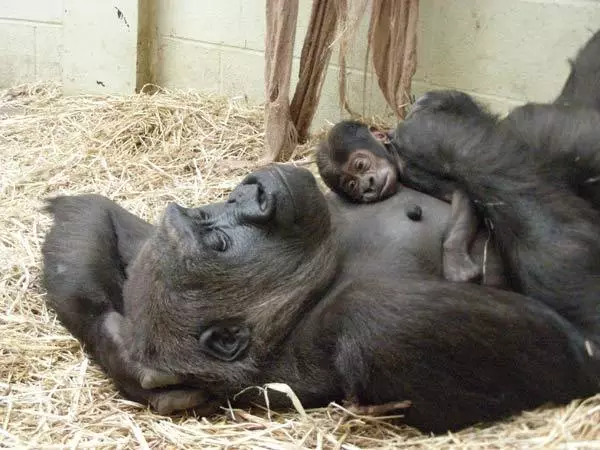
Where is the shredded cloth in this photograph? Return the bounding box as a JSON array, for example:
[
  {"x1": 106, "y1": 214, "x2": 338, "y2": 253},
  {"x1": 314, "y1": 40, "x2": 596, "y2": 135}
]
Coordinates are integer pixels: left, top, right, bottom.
[
  {"x1": 264, "y1": 0, "x2": 300, "y2": 162},
  {"x1": 264, "y1": 0, "x2": 419, "y2": 161}
]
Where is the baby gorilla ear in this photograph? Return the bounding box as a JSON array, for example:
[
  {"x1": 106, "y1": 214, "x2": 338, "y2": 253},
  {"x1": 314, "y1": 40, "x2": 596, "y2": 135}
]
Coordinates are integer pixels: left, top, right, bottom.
[
  {"x1": 199, "y1": 323, "x2": 251, "y2": 361},
  {"x1": 369, "y1": 127, "x2": 392, "y2": 144}
]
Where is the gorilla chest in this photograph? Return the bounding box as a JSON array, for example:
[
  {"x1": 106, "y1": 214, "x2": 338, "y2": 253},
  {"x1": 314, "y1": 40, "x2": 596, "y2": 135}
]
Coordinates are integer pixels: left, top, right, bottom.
[{"x1": 329, "y1": 188, "x2": 452, "y2": 276}]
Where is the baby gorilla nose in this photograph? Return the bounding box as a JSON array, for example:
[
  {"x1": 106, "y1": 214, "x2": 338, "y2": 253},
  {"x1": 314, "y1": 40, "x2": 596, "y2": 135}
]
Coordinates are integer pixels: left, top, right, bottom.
[
  {"x1": 359, "y1": 175, "x2": 375, "y2": 192},
  {"x1": 368, "y1": 175, "x2": 376, "y2": 189}
]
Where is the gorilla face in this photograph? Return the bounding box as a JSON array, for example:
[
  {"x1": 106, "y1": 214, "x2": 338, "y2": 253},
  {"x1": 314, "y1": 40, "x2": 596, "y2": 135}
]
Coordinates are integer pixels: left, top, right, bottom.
[{"x1": 122, "y1": 164, "x2": 338, "y2": 384}]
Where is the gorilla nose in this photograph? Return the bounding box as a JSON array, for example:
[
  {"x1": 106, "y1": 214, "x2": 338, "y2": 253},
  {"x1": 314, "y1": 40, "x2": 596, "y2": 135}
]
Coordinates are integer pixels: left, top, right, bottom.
[{"x1": 228, "y1": 179, "x2": 275, "y2": 222}]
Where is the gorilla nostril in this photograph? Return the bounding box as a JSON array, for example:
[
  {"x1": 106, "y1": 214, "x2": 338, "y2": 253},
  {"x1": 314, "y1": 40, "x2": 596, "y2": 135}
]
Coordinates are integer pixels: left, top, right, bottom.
[{"x1": 257, "y1": 184, "x2": 269, "y2": 211}]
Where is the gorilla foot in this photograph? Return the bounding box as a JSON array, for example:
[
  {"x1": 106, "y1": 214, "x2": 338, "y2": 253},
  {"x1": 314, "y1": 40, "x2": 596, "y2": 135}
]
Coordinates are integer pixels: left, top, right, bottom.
[{"x1": 443, "y1": 250, "x2": 482, "y2": 283}]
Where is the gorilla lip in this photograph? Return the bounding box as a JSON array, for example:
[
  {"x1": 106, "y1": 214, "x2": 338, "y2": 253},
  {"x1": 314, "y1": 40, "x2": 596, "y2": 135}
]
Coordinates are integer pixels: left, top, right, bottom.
[{"x1": 164, "y1": 203, "x2": 191, "y2": 234}]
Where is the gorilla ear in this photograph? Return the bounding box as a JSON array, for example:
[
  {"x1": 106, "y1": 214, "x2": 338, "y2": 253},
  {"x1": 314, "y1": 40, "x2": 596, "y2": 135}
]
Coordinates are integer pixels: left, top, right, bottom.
[
  {"x1": 370, "y1": 129, "x2": 391, "y2": 144},
  {"x1": 199, "y1": 323, "x2": 250, "y2": 362}
]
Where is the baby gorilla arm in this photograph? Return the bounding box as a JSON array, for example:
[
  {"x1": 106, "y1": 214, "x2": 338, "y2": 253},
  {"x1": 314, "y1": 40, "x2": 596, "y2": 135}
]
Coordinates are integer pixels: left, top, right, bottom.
[{"x1": 442, "y1": 190, "x2": 482, "y2": 282}]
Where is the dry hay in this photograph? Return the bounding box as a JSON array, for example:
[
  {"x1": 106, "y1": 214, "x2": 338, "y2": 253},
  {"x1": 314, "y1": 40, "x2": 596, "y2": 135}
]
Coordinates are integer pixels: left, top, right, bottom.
[{"x1": 0, "y1": 82, "x2": 598, "y2": 450}]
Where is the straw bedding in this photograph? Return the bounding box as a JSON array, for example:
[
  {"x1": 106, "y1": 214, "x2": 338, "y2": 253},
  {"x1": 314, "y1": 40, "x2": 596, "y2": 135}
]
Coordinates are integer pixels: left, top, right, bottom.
[{"x1": 0, "y1": 82, "x2": 598, "y2": 449}]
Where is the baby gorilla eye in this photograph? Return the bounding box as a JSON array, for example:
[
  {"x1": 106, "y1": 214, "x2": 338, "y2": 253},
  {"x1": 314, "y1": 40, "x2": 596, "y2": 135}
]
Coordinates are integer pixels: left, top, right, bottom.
[
  {"x1": 355, "y1": 159, "x2": 369, "y2": 172},
  {"x1": 345, "y1": 180, "x2": 358, "y2": 192}
]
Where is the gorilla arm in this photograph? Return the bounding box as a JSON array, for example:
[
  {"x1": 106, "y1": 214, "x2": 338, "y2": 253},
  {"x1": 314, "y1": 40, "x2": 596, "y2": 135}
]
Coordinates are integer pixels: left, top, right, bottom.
[
  {"x1": 321, "y1": 277, "x2": 598, "y2": 433},
  {"x1": 230, "y1": 274, "x2": 598, "y2": 433},
  {"x1": 42, "y1": 195, "x2": 207, "y2": 414}
]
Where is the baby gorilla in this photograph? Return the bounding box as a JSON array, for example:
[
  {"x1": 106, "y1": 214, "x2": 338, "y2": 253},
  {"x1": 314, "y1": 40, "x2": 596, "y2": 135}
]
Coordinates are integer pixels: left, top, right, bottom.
[{"x1": 316, "y1": 120, "x2": 482, "y2": 284}]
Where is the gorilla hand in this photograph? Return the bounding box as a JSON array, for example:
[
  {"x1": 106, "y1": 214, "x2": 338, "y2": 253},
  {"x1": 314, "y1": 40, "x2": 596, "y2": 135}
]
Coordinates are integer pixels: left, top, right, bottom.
[{"x1": 100, "y1": 312, "x2": 216, "y2": 415}]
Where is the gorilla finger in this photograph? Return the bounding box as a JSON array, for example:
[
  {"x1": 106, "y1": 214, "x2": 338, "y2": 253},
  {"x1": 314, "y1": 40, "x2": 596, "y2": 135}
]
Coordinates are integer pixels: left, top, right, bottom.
[
  {"x1": 139, "y1": 369, "x2": 184, "y2": 390},
  {"x1": 149, "y1": 390, "x2": 210, "y2": 415}
]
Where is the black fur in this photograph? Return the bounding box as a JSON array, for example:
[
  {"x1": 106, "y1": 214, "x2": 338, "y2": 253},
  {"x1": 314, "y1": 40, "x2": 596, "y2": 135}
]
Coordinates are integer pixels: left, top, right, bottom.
[
  {"x1": 40, "y1": 30, "x2": 600, "y2": 434},
  {"x1": 389, "y1": 30, "x2": 600, "y2": 343},
  {"x1": 42, "y1": 166, "x2": 599, "y2": 433}
]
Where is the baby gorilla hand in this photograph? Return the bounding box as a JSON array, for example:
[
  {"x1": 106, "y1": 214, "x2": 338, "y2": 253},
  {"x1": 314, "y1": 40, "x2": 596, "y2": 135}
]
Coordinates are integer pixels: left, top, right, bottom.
[{"x1": 101, "y1": 312, "x2": 215, "y2": 415}]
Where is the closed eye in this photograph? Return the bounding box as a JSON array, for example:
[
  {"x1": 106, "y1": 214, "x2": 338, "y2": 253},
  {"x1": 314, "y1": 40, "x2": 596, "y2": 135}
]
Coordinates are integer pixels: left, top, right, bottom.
[{"x1": 205, "y1": 229, "x2": 229, "y2": 252}]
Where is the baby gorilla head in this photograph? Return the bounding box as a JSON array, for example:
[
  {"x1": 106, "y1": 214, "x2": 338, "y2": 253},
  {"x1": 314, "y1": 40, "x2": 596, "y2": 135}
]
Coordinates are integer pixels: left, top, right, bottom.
[{"x1": 316, "y1": 121, "x2": 398, "y2": 203}]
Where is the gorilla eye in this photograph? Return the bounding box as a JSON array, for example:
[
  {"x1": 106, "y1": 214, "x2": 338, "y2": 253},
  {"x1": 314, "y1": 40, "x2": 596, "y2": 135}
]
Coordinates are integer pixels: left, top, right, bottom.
[
  {"x1": 207, "y1": 230, "x2": 229, "y2": 252},
  {"x1": 345, "y1": 180, "x2": 357, "y2": 192}
]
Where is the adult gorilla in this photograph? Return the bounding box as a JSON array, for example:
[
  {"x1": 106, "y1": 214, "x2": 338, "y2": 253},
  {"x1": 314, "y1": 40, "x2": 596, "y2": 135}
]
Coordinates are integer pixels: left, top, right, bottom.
[
  {"x1": 384, "y1": 30, "x2": 600, "y2": 347},
  {"x1": 42, "y1": 163, "x2": 599, "y2": 433}
]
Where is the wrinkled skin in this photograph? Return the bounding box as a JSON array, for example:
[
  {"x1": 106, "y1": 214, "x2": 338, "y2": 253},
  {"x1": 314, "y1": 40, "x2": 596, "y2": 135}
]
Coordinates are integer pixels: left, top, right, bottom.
[{"x1": 43, "y1": 164, "x2": 599, "y2": 433}]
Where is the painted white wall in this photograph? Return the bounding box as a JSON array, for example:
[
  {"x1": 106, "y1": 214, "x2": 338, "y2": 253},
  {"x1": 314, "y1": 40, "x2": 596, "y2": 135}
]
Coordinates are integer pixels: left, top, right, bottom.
[
  {"x1": 62, "y1": 0, "x2": 138, "y2": 95},
  {"x1": 1, "y1": 0, "x2": 599, "y2": 126}
]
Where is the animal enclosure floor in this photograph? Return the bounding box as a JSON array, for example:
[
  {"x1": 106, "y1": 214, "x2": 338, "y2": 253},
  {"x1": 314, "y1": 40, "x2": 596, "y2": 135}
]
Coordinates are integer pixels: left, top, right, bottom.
[{"x1": 0, "y1": 83, "x2": 598, "y2": 449}]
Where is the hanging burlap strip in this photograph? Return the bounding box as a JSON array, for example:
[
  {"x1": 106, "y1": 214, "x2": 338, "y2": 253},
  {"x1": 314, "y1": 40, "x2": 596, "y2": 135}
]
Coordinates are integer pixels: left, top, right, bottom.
[
  {"x1": 290, "y1": 0, "x2": 341, "y2": 144},
  {"x1": 368, "y1": 0, "x2": 419, "y2": 119},
  {"x1": 264, "y1": 0, "x2": 419, "y2": 161},
  {"x1": 264, "y1": 0, "x2": 299, "y2": 162}
]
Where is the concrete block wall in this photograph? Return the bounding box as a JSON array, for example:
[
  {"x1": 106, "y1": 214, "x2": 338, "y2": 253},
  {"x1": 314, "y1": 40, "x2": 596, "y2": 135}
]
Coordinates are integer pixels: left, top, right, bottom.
[
  {"x1": 414, "y1": 0, "x2": 600, "y2": 115},
  {"x1": 0, "y1": 1, "x2": 62, "y2": 86},
  {"x1": 1, "y1": 1, "x2": 600, "y2": 126}
]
